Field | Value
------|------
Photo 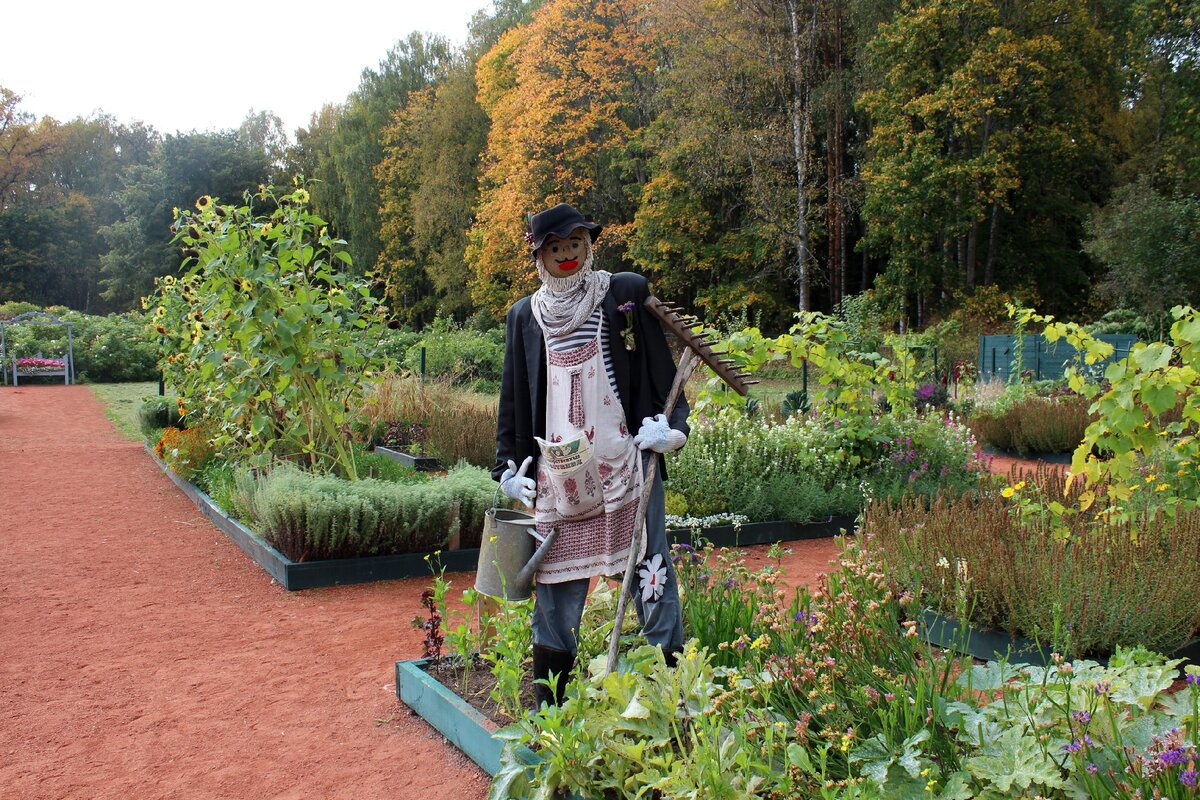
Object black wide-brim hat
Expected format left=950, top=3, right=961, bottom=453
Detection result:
left=528, top=203, right=602, bottom=252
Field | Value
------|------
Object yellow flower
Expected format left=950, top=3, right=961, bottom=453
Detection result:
left=1157, top=483, right=1170, bottom=492
left=195, top=195, right=211, bottom=210
left=1001, top=487, right=1016, bottom=498
left=1146, top=475, right=1157, bottom=483
left=1014, top=480, right=1026, bottom=491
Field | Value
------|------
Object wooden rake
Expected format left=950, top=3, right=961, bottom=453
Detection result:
left=604, top=296, right=759, bottom=676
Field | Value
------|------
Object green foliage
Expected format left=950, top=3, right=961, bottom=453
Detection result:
left=246, top=461, right=497, bottom=561
left=303, top=32, right=454, bottom=283
left=666, top=406, right=980, bottom=522
left=138, top=395, right=184, bottom=433
left=1015, top=304, right=1200, bottom=515
left=859, top=0, right=1116, bottom=317
left=99, top=129, right=272, bottom=308
left=400, top=316, right=505, bottom=389
left=1085, top=176, right=1200, bottom=332
left=149, top=184, right=391, bottom=479
left=489, top=536, right=1200, bottom=800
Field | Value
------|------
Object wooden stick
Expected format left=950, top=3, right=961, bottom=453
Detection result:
left=604, top=348, right=701, bottom=677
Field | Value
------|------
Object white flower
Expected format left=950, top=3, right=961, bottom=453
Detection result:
left=638, top=553, right=668, bottom=602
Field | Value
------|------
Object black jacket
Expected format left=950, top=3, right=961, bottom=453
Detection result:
left=493, top=272, right=690, bottom=482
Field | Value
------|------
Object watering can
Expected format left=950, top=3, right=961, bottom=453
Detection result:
left=475, top=498, right=559, bottom=601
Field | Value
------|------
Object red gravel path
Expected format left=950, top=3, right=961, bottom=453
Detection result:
left=0, top=386, right=841, bottom=799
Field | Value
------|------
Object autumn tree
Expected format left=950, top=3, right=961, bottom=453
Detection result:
left=466, top=0, right=660, bottom=318
left=374, top=2, right=540, bottom=325
left=0, top=89, right=61, bottom=211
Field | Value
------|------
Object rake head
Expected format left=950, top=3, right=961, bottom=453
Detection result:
left=644, top=296, right=760, bottom=396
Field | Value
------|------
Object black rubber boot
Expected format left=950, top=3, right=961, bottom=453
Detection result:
left=532, top=643, right=575, bottom=708
left=663, top=646, right=683, bottom=668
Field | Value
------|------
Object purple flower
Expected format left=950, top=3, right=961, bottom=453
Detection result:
left=618, top=301, right=636, bottom=314
left=1094, top=681, right=1112, bottom=696
left=1086, top=763, right=1099, bottom=775
left=1187, top=673, right=1200, bottom=686
left=1182, top=770, right=1198, bottom=788
left=1072, top=711, right=1092, bottom=724
left=1159, top=748, right=1188, bottom=767
left=724, top=577, right=737, bottom=589
left=1064, top=740, right=1083, bottom=754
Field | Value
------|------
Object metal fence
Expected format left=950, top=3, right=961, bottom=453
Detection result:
left=977, top=334, right=1138, bottom=383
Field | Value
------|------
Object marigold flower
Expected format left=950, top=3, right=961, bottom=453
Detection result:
left=1001, top=487, right=1016, bottom=498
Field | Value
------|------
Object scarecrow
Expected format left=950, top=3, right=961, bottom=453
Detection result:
left=493, top=203, right=689, bottom=707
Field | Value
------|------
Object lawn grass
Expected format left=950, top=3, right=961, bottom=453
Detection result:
left=89, top=382, right=160, bottom=442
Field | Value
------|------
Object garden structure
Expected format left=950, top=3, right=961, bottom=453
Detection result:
left=0, top=311, right=75, bottom=385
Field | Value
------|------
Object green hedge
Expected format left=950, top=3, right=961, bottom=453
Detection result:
left=249, top=462, right=498, bottom=561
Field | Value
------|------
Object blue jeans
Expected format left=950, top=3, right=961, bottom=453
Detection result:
left=531, top=457, right=683, bottom=656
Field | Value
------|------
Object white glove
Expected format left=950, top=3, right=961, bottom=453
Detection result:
left=632, top=414, right=687, bottom=453
left=500, top=456, right=536, bottom=508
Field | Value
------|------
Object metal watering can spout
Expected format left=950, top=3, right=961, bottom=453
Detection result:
left=514, top=527, right=559, bottom=594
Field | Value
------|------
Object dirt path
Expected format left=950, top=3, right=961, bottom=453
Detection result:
left=0, top=386, right=841, bottom=799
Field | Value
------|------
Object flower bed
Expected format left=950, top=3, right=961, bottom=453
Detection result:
left=664, top=408, right=982, bottom=522
left=864, top=468, right=1200, bottom=660
left=148, top=446, right=486, bottom=589
left=402, top=537, right=1200, bottom=799
left=969, top=389, right=1092, bottom=455
left=15, top=357, right=65, bottom=372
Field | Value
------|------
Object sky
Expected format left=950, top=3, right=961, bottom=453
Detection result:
left=2, top=0, right=490, bottom=138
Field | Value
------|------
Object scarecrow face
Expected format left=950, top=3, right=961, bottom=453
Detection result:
left=538, top=229, right=589, bottom=279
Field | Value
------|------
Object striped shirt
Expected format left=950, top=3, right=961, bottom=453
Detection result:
left=545, top=307, right=620, bottom=397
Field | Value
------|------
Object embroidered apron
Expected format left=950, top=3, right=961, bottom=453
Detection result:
left=531, top=311, right=643, bottom=584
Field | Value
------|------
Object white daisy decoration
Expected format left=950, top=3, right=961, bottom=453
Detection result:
left=638, top=553, right=668, bottom=602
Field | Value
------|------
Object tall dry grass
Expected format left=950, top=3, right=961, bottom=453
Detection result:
left=970, top=393, right=1092, bottom=454
left=865, top=468, right=1200, bottom=658
left=358, top=375, right=498, bottom=469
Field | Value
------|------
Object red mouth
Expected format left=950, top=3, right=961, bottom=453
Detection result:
left=557, top=259, right=579, bottom=271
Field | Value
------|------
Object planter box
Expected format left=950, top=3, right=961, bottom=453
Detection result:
left=374, top=445, right=441, bottom=472
left=396, top=658, right=584, bottom=797
left=667, top=515, right=857, bottom=548
left=920, top=609, right=1200, bottom=668
left=147, top=445, right=479, bottom=590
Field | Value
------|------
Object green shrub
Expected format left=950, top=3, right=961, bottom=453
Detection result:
left=864, top=470, right=1200, bottom=658
left=401, top=316, right=504, bottom=390
left=139, top=395, right=184, bottom=432
left=247, top=461, right=497, bottom=561
left=665, top=407, right=981, bottom=523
